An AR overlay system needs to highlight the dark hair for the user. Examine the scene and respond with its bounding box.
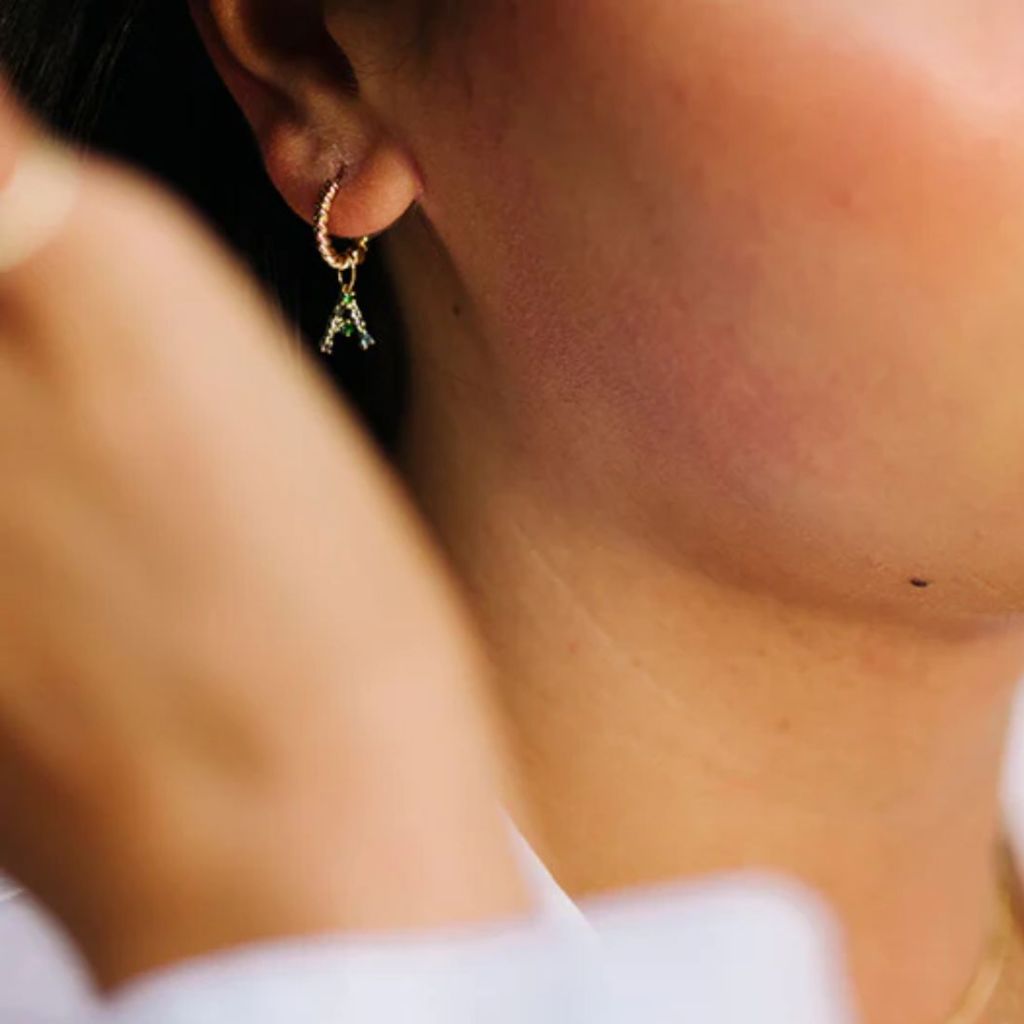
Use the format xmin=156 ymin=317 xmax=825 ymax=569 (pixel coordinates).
xmin=0 ymin=1 xmax=409 ymax=457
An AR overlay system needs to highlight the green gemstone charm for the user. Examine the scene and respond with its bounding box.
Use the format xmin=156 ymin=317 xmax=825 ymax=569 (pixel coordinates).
xmin=320 ymin=283 xmax=377 ymax=355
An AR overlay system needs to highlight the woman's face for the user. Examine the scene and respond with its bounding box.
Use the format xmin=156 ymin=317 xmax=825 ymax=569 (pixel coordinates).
xmin=338 ymin=1 xmax=1024 ymax=626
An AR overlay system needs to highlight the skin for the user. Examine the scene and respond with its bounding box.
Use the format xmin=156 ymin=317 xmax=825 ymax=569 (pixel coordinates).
xmin=4 ymin=1 xmax=1024 ymax=1022
xmin=385 ymin=0 xmax=1024 ymax=626
xmin=0 ymin=90 xmax=527 ymax=987
xmin=194 ymin=2 xmax=1024 ymax=1021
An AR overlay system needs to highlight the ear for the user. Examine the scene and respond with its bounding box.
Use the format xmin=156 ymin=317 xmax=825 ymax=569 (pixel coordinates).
xmin=188 ymin=0 xmax=422 ymax=237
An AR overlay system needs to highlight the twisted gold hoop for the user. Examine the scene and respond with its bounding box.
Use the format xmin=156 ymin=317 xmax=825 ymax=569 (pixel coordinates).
xmin=315 ymin=175 xmax=376 ymax=355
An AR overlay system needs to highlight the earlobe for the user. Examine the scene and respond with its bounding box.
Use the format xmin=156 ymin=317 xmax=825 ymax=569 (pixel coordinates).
xmin=188 ymin=0 xmax=422 ymax=237
xmin=257 ymin=113 xmax=422 ymax=237
xmin=316 ymin=143 xmax=423 ymax=239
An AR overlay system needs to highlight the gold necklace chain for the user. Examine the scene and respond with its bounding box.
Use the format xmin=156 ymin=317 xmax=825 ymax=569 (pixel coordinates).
xmin=944 ymin=865 xmax=1017 ymax=1024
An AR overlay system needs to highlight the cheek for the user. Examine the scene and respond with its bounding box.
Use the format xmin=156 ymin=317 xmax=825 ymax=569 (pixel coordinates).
xmin=414 ymin=0 xmax=1024 ymax=608
xmin=660 ymin=7 xmax=1024 ymax=498
xmin=490 ymin=1 xmax=1024 ymax=483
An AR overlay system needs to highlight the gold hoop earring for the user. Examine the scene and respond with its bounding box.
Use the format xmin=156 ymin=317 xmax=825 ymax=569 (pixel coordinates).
xmin=315 ymin=174 xmax=376 ymax=355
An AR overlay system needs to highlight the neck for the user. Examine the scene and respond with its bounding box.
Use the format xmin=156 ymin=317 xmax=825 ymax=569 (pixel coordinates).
xmin=387 ymin=213 xmax=1024 ymax=1024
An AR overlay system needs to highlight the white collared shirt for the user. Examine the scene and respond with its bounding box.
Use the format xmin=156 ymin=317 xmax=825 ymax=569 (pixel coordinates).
xmin=5 ymin=684 xmax=1024 ymax=1024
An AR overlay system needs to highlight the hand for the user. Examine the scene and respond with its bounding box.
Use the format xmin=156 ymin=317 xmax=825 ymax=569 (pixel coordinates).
xmin=0 ymin=85 xmax=527 ymax=990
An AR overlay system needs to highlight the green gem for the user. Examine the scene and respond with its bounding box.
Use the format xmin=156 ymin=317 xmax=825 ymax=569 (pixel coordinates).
xmin=342 ymin=322 xmax=356 ymax=337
